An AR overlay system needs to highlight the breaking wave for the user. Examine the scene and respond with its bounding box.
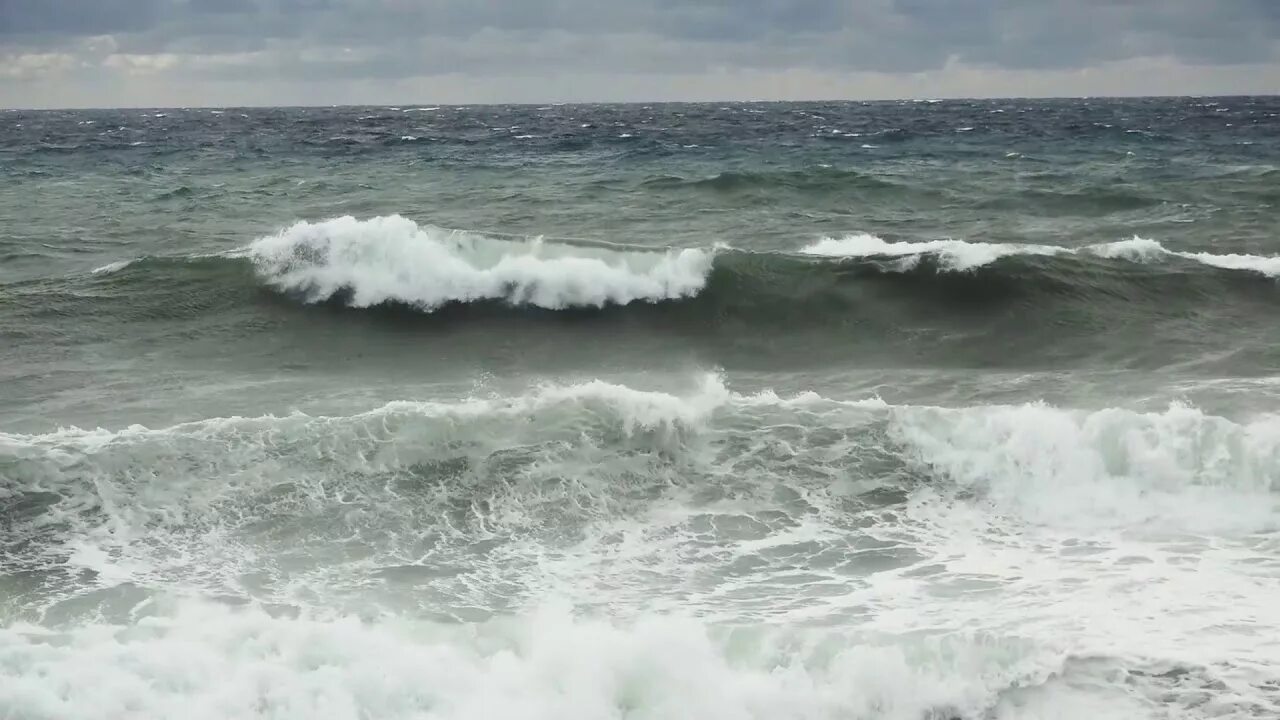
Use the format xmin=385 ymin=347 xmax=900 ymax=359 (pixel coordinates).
xmin=802 ymin=234 xmax=1280 ymax=276
xmin=5 ymin=376 xmax=1279 ymax=720
xmin=248 ymin=215 xmax=715 ymax=310
xmin=56 ymin=219 xmax=1280 ymax=366
xmin=5 ymin=375 xmax=1277 ymax=551
xmin=800 ymin=234 xmax=1062 ymax=271
xmin=76 ymin=218 xmax=1280 ymax=321
xmin=0 ymin=598 xmax=1091 ymax=720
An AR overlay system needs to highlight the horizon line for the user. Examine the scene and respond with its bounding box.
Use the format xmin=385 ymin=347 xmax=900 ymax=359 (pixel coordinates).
xmin=5 ymin=92 xmax=1278 ymax=113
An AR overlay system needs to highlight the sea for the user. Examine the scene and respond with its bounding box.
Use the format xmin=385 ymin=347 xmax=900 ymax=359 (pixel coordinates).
xmin=2 ymin=97 xmax=1279 ymax=719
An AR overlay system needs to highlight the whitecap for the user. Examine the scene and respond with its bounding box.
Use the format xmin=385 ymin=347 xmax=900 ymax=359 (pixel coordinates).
xmin=890 ymin=400 xmax=1280 ymax=532
xmin=801 ymin=234 xmax=1280 ymax=277
xmin=1083 ymin=236 xmax=1165 ymax=261
xmin=0 ymin=600 xmax=1068 ymax=720
xmin=91 ymin=260 xmax=134 ymax=274
xmin=248 ymin=215 xmax=715 ymax=310
xmin=799 ymin=234 xmax=1064 ymax=271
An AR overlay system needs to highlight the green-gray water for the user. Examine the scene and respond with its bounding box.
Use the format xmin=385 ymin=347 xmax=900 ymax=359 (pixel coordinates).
xmin=3 ymin=98 xmax=1280 ymax=719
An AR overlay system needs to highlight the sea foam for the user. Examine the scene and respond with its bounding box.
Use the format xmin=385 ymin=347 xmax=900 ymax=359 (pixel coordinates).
xmin=890 ymin=400 xmax=1280 ymax=532
xmin=5 ymin=376 xmax=1277 ymax=540
xmin=802 ymin=234 xmax=1280 ymax=277
xmin=0 ymin=599 xmax=1076 ymax=720
xmin=799 ymin=233 xmax=1063 ymax=271
xmin=5 ymin=379 xmax=1280 ymax=698
xmin=249 ymin=215 xmax=714 ymax=310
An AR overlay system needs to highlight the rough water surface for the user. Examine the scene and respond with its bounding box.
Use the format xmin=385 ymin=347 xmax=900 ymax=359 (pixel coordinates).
xmin=2 ymin=98 xmax=1280 ymax=719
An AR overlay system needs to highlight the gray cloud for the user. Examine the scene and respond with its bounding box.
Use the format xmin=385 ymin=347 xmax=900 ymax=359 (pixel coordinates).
xmin=1 ymin=0 xmax=1277 ymax=106
xmin=0 ymin=0 xmax=165 ymax=36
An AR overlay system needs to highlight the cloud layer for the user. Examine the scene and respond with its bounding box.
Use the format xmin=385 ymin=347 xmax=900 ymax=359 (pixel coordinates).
xmin=2 ymin=0 xmax=1278 ymax=107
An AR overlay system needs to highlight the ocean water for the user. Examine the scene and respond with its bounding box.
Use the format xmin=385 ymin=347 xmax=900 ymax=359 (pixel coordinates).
xmin=2 ymin=97 xmax=1280 ymax=719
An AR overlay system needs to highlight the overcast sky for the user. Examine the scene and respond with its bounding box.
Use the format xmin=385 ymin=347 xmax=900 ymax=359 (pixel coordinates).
xmin=2 ymin=0 xmax=1278 ymax=108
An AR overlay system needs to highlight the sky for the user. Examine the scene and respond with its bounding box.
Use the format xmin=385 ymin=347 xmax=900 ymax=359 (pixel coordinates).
xmin=2 ymin=0 xmax=1278 ymax=108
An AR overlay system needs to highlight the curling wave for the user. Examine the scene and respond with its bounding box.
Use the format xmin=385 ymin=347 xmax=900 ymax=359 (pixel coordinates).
xmin=249 ymin=215 xmax=715 ymax=310
xmin=78 ymin=218 xmax=1280 ymax=319
xmin=56 ymin=219 xmax=1280 ymax=372
xmin=5 ymin=375 xmax=1278 ymax=542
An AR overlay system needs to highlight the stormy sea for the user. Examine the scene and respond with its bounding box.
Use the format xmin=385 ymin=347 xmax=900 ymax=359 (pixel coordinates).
xmin=2 ymin=97 xmax=1279 ymax=719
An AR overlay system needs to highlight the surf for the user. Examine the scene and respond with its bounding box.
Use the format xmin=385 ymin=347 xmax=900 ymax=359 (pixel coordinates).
xmin=248 ymin=215 xmax=716 ymax=310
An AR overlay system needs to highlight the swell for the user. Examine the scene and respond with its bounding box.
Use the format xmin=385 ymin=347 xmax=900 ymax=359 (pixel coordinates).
xmin=636 ymin=168 xmax=1176 ymax=215
xmin=5 ymin=376 xmax=1278 ymax=626
xmin=13 ymin=219 xmax=1280 ymax=374
xmin=638 ymin=167 xmax=899 ymax=193
xmin=68 ymin=220 xmax=1280 ymax=322
xmin=4 ymin=376 xmax=1277 ymax=549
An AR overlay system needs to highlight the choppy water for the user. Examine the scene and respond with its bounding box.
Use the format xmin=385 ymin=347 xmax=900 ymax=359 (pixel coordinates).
xmin=2 ymin=98 xmax=1280 ymax=719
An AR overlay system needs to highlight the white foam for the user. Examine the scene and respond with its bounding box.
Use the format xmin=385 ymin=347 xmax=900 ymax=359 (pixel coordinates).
xmin=7 ymin=380 xmax=1280 ymax=715
xmin=1084 ymin=236 xmax=1167 ymax=261
xmin=1090 ymin=238 xmax=1280 ymax=276
xmin=0 ymin=373 xmax=733 ymax=459
xmin=802 ymin=233 xmax=1280 ymax=276
xmin=91 ymin=260 xmax=133 ymax=274
xmin=890 ymin=401 xmax=1280 ymax=532
xmin=249 ymin=215 xmax=714 ymax=310
xmin=8 ymin=377 xmax=1276 ymax=541
xmin=0 ymin=374 xmax=739 ymax=600
xmin=1179 ymin=249 xmax=1280 ymax=276
xmin=799 ymin=233 xmax=1063 ymax=271
xmin=0 ymin=598 xmax=1075 ymax=720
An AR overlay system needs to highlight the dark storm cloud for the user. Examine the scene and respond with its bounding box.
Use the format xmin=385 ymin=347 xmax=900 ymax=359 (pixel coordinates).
xmin=0 ymin=0 xmax=165 ymax=36
xmin=1 ymin=0 xmax=1277 ymax=82
xmin=977 ymin=0 xmax=1280 ymax=69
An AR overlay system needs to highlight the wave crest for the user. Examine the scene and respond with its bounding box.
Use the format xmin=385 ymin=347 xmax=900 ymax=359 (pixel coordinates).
xmin=249 ymin=215 xmax=715 ymax=310
xmin=891 ymin=401 xmax=1280 ymax=531
xmin=802 ymin=234 xmax=1280 ymax=277
xmin=800 ymin=233 xmax=1063 ymax=271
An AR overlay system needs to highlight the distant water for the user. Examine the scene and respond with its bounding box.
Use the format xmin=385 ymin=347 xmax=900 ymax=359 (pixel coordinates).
xmin=3 ymin=98 xmax=1280 ymax=719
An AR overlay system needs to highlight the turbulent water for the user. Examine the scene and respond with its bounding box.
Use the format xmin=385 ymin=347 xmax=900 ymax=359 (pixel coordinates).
xmin=2 ymin=98 xmax=1280 ymax=719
